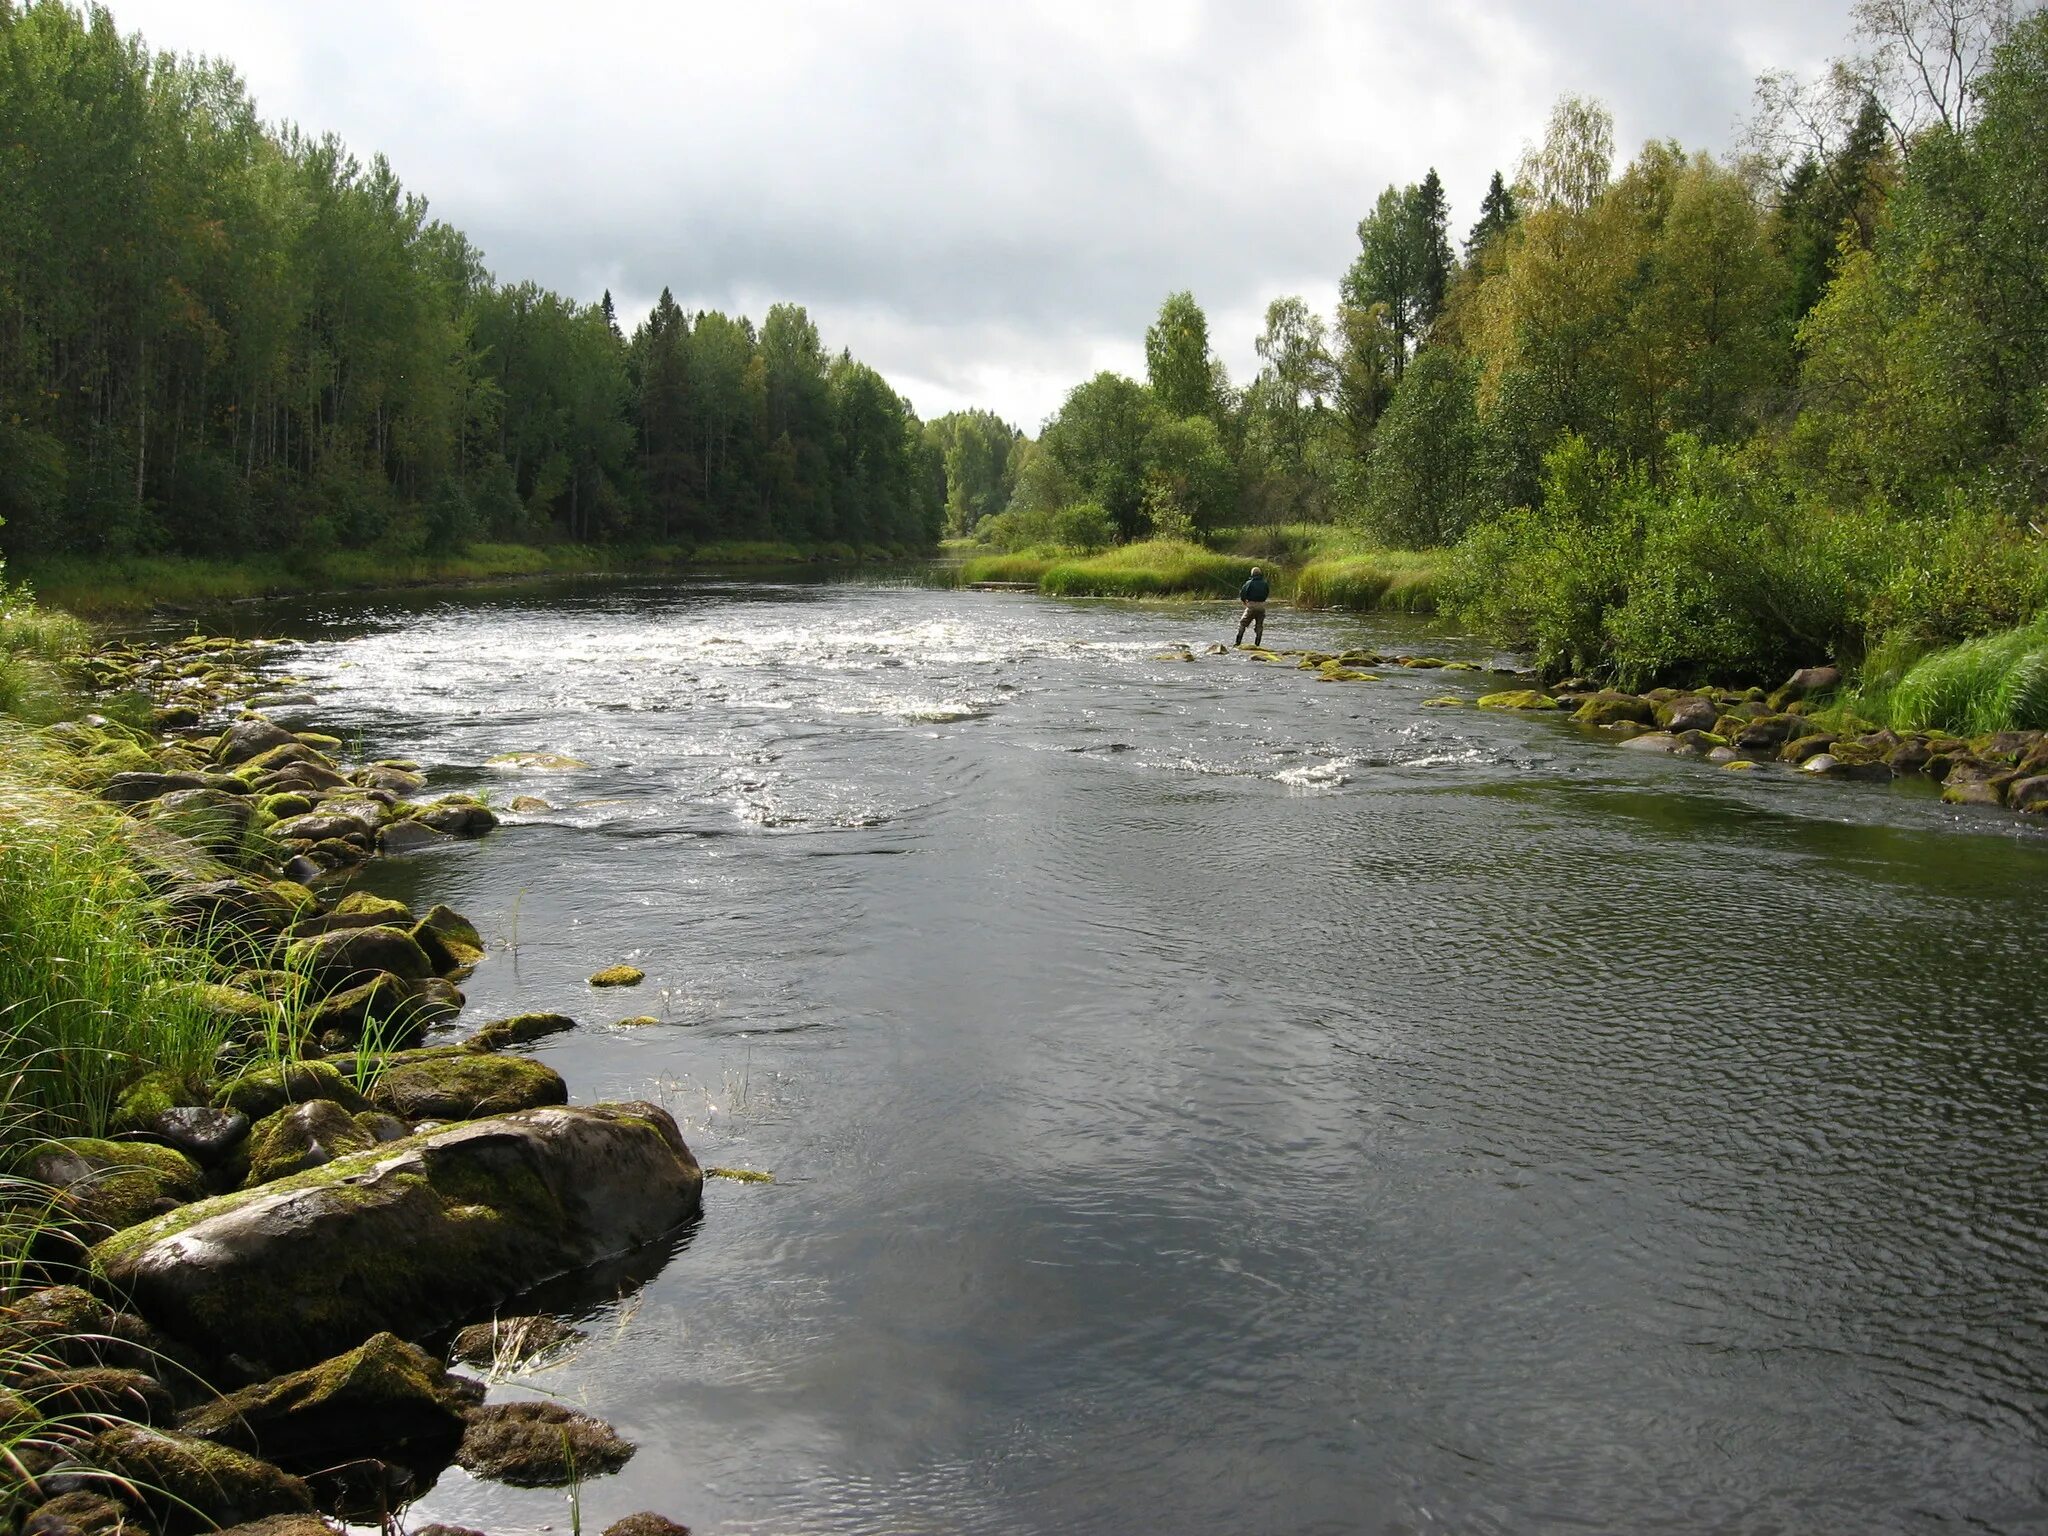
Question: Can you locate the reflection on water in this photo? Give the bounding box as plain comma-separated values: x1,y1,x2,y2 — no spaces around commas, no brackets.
216,576,2048,1535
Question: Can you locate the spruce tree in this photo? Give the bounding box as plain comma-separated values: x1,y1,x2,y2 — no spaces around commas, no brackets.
1464,170,1519,260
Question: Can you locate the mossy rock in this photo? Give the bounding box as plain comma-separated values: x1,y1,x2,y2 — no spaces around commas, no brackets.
487,750,589,770
24,1138,205,1235
1314,666,1375,682
1570,692,1656,727
615,1016,662,1028
1441,661,1481,672
16,1364,174,1425
1722,759,1762,771
361,1048,568,1121
1778,733,1838,764
335,891,414,924
469,1013,577,1051
284,925,435,990
455,1400,634,1487
1476,690,1558,711
92,1102,704,1370
409,919,480,977
243,1099,377,1187
216,1061,370,1121
589,964,645,988
177,1331,474,1471
1397,656,1451,669
111,1071,203,1137
255,794,316,825
449,1314,583,1369
292,732,344,754
90,1424,313,1533
1420,696,1465,708
20,1490,134,1536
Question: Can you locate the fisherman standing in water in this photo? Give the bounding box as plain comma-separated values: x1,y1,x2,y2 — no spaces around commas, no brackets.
1234,566,1271,648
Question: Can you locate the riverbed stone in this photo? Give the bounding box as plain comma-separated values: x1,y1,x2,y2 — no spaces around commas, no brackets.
1653,695,1718,733
455,1400,634,1486
413,797,498,836
1616,731,1683,753
469,1012,577,1051
2006,774,2048,812
1734,713,1803,751
1940,760,2017,806
378,819,453,856
26,1139,204,1235
1779,733,1838,764
20,1490,133,1536
90,1425,313,1532
16,1364,175,1425
145,1105,252,1167
589,964,645,987
1570,691,1655,726
101,771,213,805
1476,690,1558,711
215,1061,370,1121
284,925,435,991
91,1103,703,1369
242,1100,377,1187
177,1332,476,1472
603,1514,691,1536
215,719,303,768
449,1314,583,1369
157,876,303,937
360,1048,568,1121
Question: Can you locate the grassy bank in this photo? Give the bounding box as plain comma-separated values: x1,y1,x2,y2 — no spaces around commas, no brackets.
957,526,1444,611
1819,619,2048,736
17,538,925,617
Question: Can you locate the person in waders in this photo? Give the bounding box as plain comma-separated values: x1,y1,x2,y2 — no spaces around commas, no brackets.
1234,566,1271,647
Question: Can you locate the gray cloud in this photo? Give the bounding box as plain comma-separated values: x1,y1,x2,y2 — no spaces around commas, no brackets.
114,0,1854,427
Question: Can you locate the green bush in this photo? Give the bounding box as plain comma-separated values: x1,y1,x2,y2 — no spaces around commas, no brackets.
1039,539,1253,598
1293,552,1441,612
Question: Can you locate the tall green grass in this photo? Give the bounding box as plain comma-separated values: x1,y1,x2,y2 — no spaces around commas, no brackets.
1877,618,2048,734
0,586,90,723
0,731,235,1136
1209,522,1377,565
1039,540,1253,598
958,552,1056,584
1292,551,1442,613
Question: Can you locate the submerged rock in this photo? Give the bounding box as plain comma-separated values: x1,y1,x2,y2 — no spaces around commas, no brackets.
589,964,646,988
1476,690,1558,711
469,1012,577,1051
450,1314,584,1369
455,1400,634,1486
92,1103,703,1369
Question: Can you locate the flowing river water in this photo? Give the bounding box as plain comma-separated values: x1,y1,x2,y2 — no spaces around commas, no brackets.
190,572,2045,1535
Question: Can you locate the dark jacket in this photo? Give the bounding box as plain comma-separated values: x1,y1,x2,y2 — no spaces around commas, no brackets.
1239,575,1270,603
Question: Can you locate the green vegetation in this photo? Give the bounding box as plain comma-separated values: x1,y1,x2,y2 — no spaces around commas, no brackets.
969,7,2047,690
1038,541,1249,599
0,733,237,1136
0,2,945,576
1828,619,2048,736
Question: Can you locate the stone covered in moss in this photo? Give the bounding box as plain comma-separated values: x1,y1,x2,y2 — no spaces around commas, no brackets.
283,925,435,990
455,1400,634,1486
362,1048,568,1121
178,1331,475,1471
20,1490,134,1536
1476,690,1558,711
604,1515,692,1536
243,1099,376,1187
450,1314,583,1369
91,1424,313,1532
92,1103,703,1370
469,1012,576,1051
588,964,645,988
215,1060,371,1121
25,1138,204,1234
1569,692,1655,726
17,1364,174,1424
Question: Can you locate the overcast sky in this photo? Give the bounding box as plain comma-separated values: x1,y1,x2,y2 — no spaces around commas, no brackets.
108,0,1855,431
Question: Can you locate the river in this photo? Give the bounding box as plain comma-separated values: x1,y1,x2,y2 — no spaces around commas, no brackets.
200,572,2048,1535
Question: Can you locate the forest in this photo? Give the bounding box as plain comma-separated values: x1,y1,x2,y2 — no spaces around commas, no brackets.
3,0,2046,694
975,0,2048,691
0,0,949,566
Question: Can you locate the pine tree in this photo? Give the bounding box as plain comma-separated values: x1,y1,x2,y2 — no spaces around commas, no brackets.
1464,170,1519,260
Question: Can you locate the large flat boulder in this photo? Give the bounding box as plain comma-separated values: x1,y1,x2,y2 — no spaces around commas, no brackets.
92,1104,702,1369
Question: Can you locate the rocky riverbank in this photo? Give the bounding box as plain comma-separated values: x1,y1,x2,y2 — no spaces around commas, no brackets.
1224,645,2048,820
3,635,703,1536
